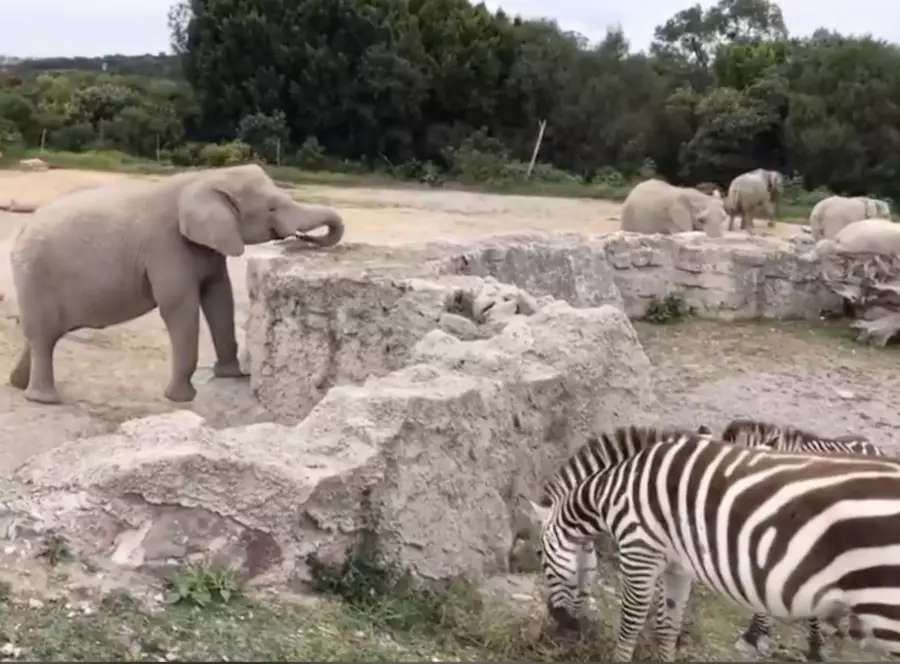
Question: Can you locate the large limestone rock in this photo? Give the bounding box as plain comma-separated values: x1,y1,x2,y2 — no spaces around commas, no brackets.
599,231,840,319
246,233,837,423
13,301,655,584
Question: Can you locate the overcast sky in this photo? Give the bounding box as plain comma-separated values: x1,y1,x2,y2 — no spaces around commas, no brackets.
5,0,899,59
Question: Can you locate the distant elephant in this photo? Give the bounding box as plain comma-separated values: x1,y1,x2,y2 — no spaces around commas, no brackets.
816,217,900,256
9,163,345,405
809,195,891,241
620,178,727,237
725,168,784,231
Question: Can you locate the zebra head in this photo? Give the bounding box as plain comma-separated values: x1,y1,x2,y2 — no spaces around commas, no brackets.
527,498,592,631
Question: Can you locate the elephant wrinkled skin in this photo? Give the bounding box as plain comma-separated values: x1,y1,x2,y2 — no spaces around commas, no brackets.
620,178,727,237
725,168,784,231
9,163,345,405
809,195,891,241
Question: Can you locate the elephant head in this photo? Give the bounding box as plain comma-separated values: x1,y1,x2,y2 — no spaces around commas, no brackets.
694,194,728,238
177,164,345,257
863,197,891,219
763,170,785,198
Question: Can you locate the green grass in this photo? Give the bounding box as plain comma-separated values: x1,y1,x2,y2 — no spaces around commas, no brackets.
8,549,886,662
0,147,818,219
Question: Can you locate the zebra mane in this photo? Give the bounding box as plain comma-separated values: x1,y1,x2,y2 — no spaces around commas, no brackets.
538,425,702,507
722,418,870,447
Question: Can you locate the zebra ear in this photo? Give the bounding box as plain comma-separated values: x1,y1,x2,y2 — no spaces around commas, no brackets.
526,499,554,527
697,424,713,436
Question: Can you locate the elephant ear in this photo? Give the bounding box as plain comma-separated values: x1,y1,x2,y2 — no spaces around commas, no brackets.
178,179,246,257
864,198,878,218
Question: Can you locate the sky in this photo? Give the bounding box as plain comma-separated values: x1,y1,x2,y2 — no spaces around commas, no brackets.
4,0,900,59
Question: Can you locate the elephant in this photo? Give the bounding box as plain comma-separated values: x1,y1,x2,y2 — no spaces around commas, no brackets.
816,217,900,256
808,195,891,241
620,178,727,237
725,168,784,231
9,163,345,405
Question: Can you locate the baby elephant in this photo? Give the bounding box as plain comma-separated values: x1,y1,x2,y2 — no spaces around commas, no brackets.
10,164,345,404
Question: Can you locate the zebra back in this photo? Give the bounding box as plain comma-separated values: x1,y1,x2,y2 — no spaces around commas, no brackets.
720,418,886,457
539,425,706,508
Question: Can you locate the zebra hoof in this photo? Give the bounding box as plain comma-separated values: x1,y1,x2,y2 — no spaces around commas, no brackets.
734,635,772,659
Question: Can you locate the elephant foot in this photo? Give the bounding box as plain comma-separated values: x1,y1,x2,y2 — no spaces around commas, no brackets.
24,385,62,405
165,380,197,403
213,360,248,379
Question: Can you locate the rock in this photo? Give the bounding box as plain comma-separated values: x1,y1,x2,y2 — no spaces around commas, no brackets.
433,233,625,311
600,231,839,319
14,301,655,584
246,233,839,423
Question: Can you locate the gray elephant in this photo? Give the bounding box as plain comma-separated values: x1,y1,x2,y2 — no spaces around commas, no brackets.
809,195,891,241
9,163,345,405
620,179,727,237
725,168,784,231
816,217,900,256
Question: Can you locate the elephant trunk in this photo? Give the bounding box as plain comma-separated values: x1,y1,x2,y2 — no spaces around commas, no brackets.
279,204,345,247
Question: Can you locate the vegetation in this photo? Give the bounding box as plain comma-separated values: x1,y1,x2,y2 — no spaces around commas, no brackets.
645,292,697,324
1,0,898,213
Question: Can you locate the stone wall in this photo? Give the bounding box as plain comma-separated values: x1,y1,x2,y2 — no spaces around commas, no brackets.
246,231,839,422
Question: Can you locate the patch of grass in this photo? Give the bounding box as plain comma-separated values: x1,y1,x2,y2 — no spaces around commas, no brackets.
645,292,697,324
37,534,73,567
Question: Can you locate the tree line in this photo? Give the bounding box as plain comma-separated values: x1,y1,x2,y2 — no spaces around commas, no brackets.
1,0,899,203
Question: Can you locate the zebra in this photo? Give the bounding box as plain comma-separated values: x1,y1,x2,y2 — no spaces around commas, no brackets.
720,418,885,457
529,428,900,662
715,418,890,660
532,425,712,632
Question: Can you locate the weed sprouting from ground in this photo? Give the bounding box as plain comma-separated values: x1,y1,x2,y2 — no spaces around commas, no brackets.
164,560,244,608
37,533,72,567
645,292,696,324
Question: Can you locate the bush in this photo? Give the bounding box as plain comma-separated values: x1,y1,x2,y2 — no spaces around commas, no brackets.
645,292,696,324
197,140,252,167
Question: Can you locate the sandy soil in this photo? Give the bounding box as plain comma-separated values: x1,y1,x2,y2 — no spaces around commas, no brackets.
0,167,883,475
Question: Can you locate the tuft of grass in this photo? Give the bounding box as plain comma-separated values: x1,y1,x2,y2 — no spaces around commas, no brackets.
37,533,73,567
645,292,697,324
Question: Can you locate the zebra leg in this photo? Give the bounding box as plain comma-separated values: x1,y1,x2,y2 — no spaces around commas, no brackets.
735,613,775,657
575,542,599,615
614,550,666,662
653,567,694,661
805,618,826,662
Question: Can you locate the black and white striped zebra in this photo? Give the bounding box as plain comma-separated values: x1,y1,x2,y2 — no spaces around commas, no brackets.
530,428,900,662
720,418,885,457
717,418,891,659
533,425,711,631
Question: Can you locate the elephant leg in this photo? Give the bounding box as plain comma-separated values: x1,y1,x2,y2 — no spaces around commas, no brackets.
767,202,777,227
157,292,201,403
8,345,30,390
200,273,245,379
24,336,62,404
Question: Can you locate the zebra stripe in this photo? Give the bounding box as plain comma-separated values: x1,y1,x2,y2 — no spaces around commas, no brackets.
534,431,900,662
719,418,891,660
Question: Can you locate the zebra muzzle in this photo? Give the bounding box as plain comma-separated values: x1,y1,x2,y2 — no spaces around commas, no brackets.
547,603,581,633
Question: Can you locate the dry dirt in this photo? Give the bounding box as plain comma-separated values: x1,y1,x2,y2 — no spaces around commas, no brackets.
0,167,890,472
